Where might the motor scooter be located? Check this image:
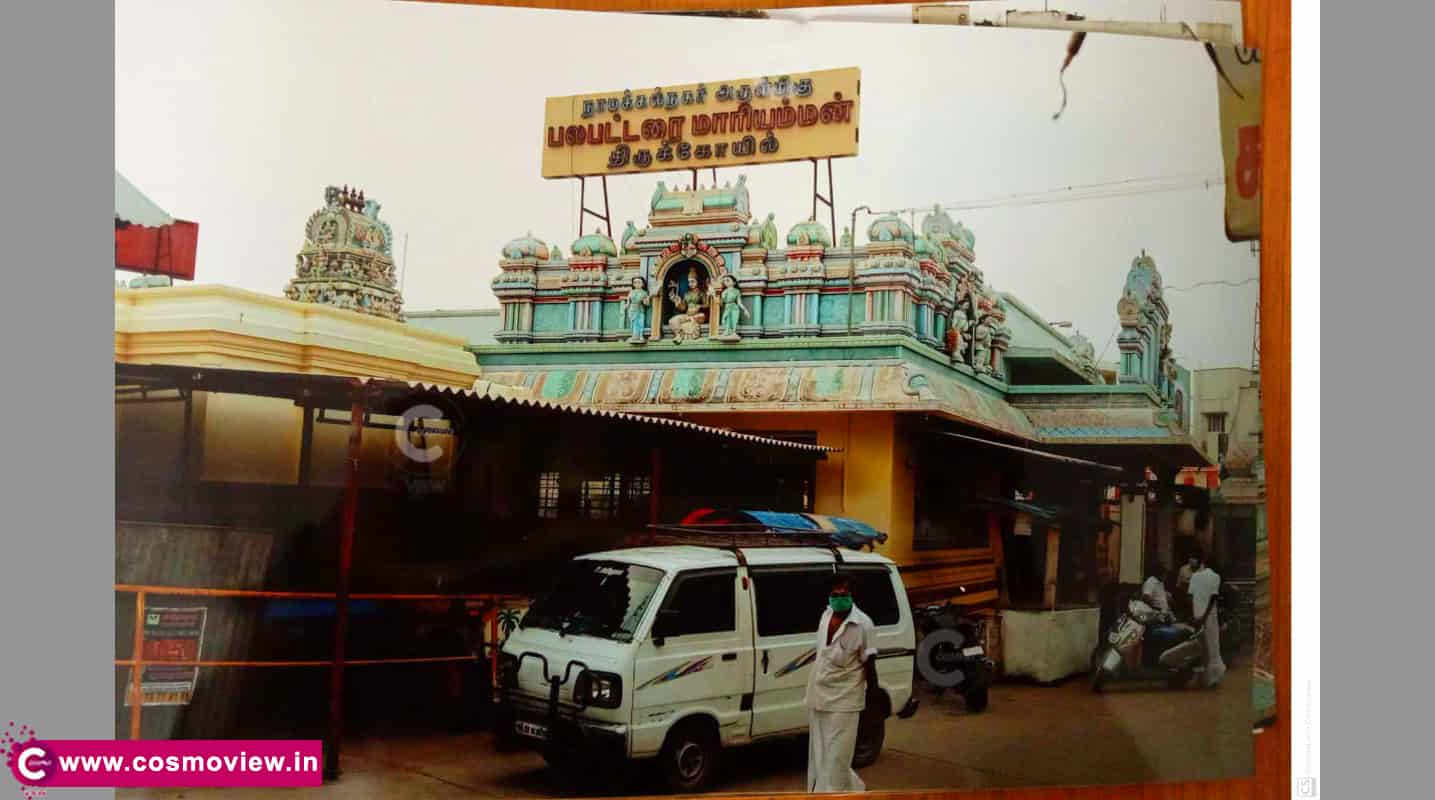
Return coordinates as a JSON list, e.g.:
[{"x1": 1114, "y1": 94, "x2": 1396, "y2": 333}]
[
  {"x1": 913, "y1": 602, "x2": 994, "y2": 711},
  {"x1": 1088, "y1": 597, "x2": 1215, "y2": 692}
]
